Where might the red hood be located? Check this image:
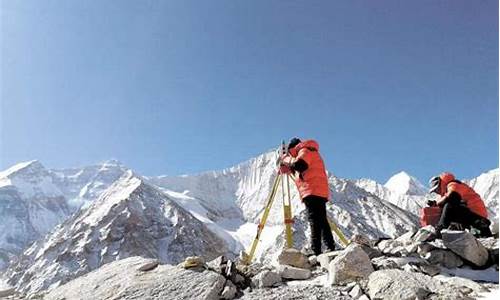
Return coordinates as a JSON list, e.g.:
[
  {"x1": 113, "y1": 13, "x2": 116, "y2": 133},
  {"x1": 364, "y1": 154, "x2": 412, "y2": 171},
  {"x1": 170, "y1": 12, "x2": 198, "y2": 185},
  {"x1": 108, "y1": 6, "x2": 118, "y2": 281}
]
[
  {"x1": 289, "y1": 139, "x2": 319, "y2": 157},
  {"x1": 296, "y1": 140, "x2": 319, "y2": 151},
  {"x1": 439, "y1": 172, "x2": 455, "y2": 195}
]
